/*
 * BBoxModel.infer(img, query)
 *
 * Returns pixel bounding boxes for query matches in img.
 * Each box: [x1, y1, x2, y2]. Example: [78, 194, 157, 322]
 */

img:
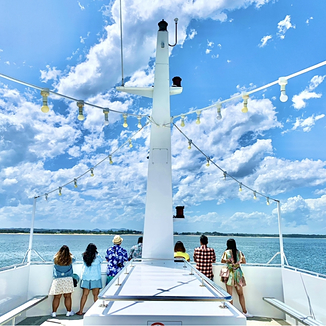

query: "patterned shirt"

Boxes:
[129, 243, 142, 260]
[193, 245, 216, 279]
[105, 244, 128, 277]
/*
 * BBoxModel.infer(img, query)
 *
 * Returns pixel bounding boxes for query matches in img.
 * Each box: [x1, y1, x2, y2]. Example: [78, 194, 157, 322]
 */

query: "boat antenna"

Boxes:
[168, 18, 178, 47]
[119, 0, 125, 86]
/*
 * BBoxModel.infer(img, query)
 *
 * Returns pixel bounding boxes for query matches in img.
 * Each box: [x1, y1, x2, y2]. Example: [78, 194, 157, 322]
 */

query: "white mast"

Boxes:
[117, 20, 182, 259]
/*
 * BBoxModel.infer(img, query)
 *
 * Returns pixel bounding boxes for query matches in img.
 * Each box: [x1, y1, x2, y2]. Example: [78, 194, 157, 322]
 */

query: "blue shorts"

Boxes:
[80, 279, 102, 289]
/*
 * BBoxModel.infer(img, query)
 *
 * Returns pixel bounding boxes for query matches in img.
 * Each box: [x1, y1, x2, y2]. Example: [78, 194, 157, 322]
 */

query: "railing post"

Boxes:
[27, 197, 37, 263]
[277, 200, 285, 266]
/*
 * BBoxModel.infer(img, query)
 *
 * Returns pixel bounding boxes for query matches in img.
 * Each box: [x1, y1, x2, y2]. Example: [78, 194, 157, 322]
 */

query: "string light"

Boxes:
[180, 114, 185, 127]
[129, 139, 133, 148]
[253, 191, 257, 200]
[196, 111, 201, 124]
[206, 157, 210, 167]
[123, 113, 128, 128]
[242, 94, 249, 113]
[109, 155, 113, 164]
[239, 183, 242, 192]
[267, 197, 270, 205]
[74, 178, 77, 188]
[40, 88, 50, 113]
[278, 77, 288, 102]
[137, 115, 142, 129]
[216, 103, 222, 120]
[58, 187, 62, 196]
[77, 100, 85, 121]
[103, 109, 109, 126]
[90, 168, 94, 177]
[223, 171, 227, 180]
[188, 139, 192, 149]
[45, 193, 48, 200]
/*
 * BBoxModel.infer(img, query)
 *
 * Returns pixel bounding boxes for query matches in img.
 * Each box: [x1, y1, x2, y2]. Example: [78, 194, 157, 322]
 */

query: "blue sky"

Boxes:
[0, 0, 326, 234]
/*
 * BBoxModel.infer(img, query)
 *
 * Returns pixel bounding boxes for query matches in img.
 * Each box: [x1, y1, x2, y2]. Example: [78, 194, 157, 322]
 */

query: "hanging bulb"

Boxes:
[123, 113, 128, 128]
[103, 109, 109, 126]
[253, 191, 257, 200]
[90, 168, 94, 177]
[267, 197, 270, 205]
[109, 155, 113, 164]
[58, 187, 62, 196]
[239, 183, 242, 192]
[137, 115, 142, 129]
[223, 171, 227, 180]
[278, 77, 288, 102]
[74, 178, 78, 188]
[196, 111, 201, 124]
[188, 139, 192, 150]
[216, 103, 222, 120]
[242, 94, 249, 113]
[77, 101, 85, 121]
[45, 193, 48, 201]
[41, 88, 50, 113]
[180, 115, 185, 127]
[129, 139, 133, 148]
[206, 157, 210, 167]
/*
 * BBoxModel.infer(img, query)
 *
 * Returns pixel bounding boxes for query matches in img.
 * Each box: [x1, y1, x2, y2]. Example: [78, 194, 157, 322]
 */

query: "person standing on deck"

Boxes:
[193, 234, 216, 280]
[105, 235, 128, 284]
[128, 236, 143, 260]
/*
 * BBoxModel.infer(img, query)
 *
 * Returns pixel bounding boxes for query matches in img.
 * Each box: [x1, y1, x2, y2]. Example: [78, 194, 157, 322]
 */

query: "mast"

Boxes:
[116, 20, 182, 259]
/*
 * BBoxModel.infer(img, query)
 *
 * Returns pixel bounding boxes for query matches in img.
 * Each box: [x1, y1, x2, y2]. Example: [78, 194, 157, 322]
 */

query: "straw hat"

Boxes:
[112, 235, 123, 245]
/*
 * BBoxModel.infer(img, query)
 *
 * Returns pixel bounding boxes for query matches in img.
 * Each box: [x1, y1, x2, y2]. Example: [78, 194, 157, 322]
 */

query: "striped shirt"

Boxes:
[193, 245, 216, 279]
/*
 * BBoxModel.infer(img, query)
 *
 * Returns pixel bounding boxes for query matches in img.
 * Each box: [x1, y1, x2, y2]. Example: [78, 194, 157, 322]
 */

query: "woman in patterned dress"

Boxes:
[221, 238, 252, 317]
[49, 245, 75, 317]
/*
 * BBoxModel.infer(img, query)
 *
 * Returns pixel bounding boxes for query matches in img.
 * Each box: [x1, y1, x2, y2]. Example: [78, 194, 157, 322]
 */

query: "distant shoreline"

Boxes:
[1, 228, 326, 238]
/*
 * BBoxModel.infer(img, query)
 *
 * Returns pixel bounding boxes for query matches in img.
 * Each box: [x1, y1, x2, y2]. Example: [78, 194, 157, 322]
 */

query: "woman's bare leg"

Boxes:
[77, 288, 90, 314]
[235, 286, 247, 314]
[63, 293, 72, 312]
[52, 294, 62, 312]
[226, 285, 233, 305]
[92, 288, 100, 302]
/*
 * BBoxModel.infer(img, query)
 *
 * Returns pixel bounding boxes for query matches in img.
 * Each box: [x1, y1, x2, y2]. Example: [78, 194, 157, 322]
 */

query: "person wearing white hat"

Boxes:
[105, 235, 128, 284]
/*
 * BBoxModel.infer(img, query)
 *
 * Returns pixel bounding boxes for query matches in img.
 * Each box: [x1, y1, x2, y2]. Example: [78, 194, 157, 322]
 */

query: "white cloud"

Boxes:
[205, 49, 211, 54]
[188, 29, 197, 40]
[78, 1, 85, 10]
[5, 61, 10, 65]
[277, 15, 295, 39]
[292, 75, 325, 109]
[40, 65, 61, 83]
[306, 17, 313, 25]
[259, 35, 272, 47]
[291, 114, 325, 132]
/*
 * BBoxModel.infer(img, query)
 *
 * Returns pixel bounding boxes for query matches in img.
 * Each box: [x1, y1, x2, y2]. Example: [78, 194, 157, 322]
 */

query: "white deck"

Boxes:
[83, 260, 246, 325]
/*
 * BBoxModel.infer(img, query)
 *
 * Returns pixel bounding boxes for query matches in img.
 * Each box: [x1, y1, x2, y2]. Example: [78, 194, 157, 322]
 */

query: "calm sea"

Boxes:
[0, 234, 325, 275]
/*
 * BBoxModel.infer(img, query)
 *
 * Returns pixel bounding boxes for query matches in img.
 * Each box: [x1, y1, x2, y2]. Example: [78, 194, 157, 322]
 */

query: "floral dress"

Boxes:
[221, 249, 246, 287]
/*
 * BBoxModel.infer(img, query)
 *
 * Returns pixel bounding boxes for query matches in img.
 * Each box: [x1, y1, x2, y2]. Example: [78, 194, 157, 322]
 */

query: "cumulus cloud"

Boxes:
[40, 65, 61, 83]
[292, 75, 325, 109]
[277, 15, 295, 39]
[259, 35, 272, 47]
[291, 114, 325, 132]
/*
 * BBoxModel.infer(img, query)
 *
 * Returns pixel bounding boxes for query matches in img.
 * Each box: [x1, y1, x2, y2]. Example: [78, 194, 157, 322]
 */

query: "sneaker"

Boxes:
[244, 312, 253, 318]
[51, 312, 56, 318]
[66, 311, 75, 317]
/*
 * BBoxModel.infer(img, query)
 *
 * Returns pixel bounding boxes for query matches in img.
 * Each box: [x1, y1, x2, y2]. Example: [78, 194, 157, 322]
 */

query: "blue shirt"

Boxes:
[129, 243, 142, 260]
[81, 254, 103, 281]
[53, 257, 76, 278]
[105, 244, 128, 276]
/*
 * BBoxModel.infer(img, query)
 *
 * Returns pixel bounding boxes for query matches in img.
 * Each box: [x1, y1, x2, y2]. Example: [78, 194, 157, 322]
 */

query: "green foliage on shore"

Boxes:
[1, 228, 325, 238]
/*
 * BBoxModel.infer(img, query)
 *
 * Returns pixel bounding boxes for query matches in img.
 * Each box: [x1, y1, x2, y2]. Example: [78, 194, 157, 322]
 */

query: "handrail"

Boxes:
[22, 249, 46, 264]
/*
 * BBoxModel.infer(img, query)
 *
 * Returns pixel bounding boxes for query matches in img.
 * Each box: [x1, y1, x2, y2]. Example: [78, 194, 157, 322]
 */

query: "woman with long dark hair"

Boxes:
[49, 245, 75, 317]
[221, 239, 252, 318]
[76, 243, 103, 315]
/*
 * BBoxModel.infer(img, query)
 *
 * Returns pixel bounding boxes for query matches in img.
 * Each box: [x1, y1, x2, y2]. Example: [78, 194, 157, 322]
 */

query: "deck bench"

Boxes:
[0, 295, 48, 325]
[263, 297, 322, 326]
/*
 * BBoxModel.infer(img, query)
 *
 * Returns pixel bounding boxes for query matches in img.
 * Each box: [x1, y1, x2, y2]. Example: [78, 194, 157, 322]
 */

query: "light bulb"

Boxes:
[109, 155, 113, 164]
[45, 193, 48, 201]
[280, 91, 288, 102]
[41, 89, 50, 113]
[253, 191, 257, 200]
[206, 158, 210, 167]
[278, 77, 288, 103]
[137, 116, 142, 129]
[74, 179, 77, 188]
[239, 183, 242, 192]
[188, 139, 192, 150]
[77, 101, 85, 121]
[180, 115, 185, 127]
[216, 103, 222, 120]
[242, 94, 249, 113]
[123, 114, 128, 128]
[267, 197, 270, 205]
[223, 171, 227, 180]
[196, 111, 201, 124]
[59, 187, 62, 196]
[103, 109, 109, 126]
[90, 168, 94, 177]
[129, 139, 133, 148]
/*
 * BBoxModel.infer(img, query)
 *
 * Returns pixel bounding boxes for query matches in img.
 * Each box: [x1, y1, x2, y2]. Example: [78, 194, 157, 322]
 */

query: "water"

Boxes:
[0, 233, 325, 275]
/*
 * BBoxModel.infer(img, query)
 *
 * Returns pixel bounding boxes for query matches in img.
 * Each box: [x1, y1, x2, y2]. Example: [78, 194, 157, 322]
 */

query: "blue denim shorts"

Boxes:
[80, 279, 102, 289]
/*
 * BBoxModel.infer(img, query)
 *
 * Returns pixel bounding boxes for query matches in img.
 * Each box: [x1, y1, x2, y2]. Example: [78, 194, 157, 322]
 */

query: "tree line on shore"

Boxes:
[1, 228, 326, 238]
